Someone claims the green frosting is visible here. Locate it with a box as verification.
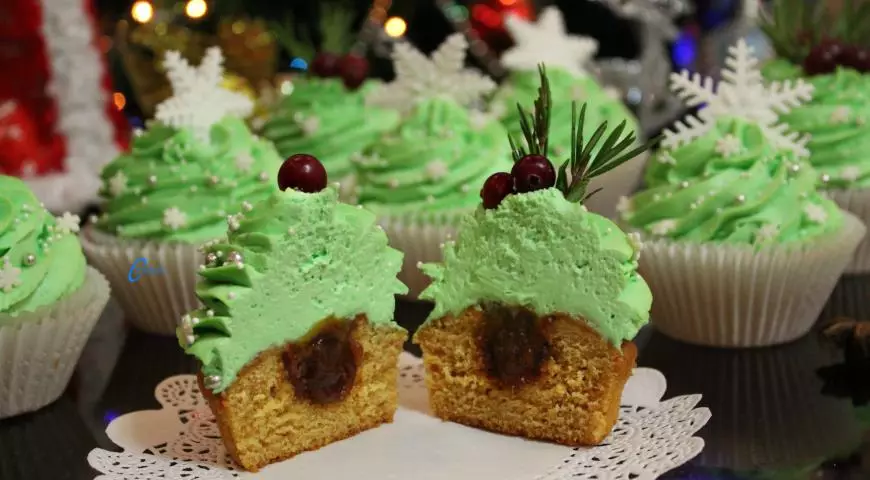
[260,78,401,182]
[97,116,283,244]
[356,98,513,215]
[763,59,870,189]
[626,117,843,246]
[180,186,407,392]
[493,68,641,158]
[0,176,86,318]
[420,188,651,346]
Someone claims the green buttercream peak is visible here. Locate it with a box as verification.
[0,176,86,318]
[420,188,651,345]
[97,116,283,244]
[180,186,407,392]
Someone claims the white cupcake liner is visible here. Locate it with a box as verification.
[80,226,205,336]
[826,188,870,274]
[583,152,648,220]
[637,211,866,347]
[0,267,111,418]
[377,211,463,299]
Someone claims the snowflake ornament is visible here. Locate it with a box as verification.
[366,33,496,114]
[0,259,22,292]
[663,38,814,156]
[155,47,253,142]
[715,134,744,157]
[162,207,188,230]
[55,212,81,234]
[501,6,598,76]
[804,203,828,224]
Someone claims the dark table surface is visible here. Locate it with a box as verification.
[2,276,870,480]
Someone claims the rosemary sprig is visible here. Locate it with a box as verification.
[508,64,658,203]
[761,0,870,63]
[269,1,357,60]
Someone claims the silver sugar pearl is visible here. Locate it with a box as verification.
[185,334,196,346]
[821,174,831,183]
[735,194,746,203]
[207,175,219,186]
[147,175,157,186]
[206,309,214,317]
[227,292,236,300]
[204,375,222,390]
[790,163,801,173]
[258,172,269,182]
[23,254,35,266]
[205,252,218,265]
[679,181,689,189]
[227,251,244,264]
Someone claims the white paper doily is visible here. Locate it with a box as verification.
[88,353,710,480]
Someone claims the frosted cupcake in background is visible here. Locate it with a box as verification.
[760,0,870,273]
[491,6,647,219]
[357,34,512,296]
[260,54,400,198]
[0,176,110,418]
[81,47,283,335]
[620,39,865,348]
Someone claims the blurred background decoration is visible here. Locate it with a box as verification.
[92,0,760,135]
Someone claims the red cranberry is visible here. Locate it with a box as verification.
[337,54,370,90]
[803,38,845,75]
[310,52,340,78]
[511,155,556,194]
[481,172,515,209]
[840,45,870,73]
[277,154,328,193]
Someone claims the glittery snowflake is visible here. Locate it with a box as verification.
[841,166,861,182]
[501,6,598,76]
[0,259,22,292]
[804,204,828,224]
[715,134,744,157]
[830,106,852,124]
[55,212,81,234]
[154,47,253,142]
[162,207,188,230]
[107,171,128,197]
[425,160,449,181]
[366,33,496,114]
[755,223,779,243]
[663,38,814,156]
[234,153,254,172]
[650,219,677,236]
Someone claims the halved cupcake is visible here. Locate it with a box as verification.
[414,66,653,445]
[179,154,407,471]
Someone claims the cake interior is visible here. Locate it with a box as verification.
[200,316,406,471]
[414,306,636,445]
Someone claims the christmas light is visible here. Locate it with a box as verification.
[113,93,126,111]
[131,1,154,23]
[185,0,207,19]
[384,17,407,38]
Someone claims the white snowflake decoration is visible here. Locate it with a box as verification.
[755,223,779,243]
[366,33,496,114]
[163,207,188,230]
[841,166,861,182]
[425,160,449,181]
[155,47,253,142]
[830,106,851,124]
[55,212,81,234]
[804,204,828,224]
[714,134,744,157]
[234,153,254,173]
[663,38,813,156]
[107,171,128,197]
[501,6,598,77]
[650,219,677,236]
[0,259,22,292]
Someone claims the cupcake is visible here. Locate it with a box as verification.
[493,6,647,219]
[761,0,870,272]
[414,67,653,445]
[358,34,511,296]
[619,39,866,347]
[80,47,282,335]
[260,76,400,198]
[178,154,407,471]
[0,175,111,418]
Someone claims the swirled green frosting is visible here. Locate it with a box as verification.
[96,116,283,243]
[180,186,407,392]
[492,67,641,158]
[260,78,400,183]
[0,176,86,318]
[625,117,843,246]
[355,98,512,215]
[420,188,650,345]
[763,60,870,189]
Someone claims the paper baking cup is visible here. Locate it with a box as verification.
[638,212,866,347]
[583,152,648,220]
[80,226,205,336]
[825,188,870,274]
[377,210,465,298]
[0,267,110,418]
